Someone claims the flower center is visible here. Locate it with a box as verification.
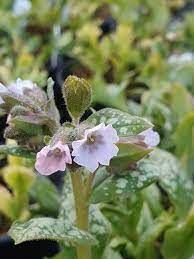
[53,148,62,157]
[86,134,96,144]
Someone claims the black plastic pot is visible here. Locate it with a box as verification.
[0,234,59,259]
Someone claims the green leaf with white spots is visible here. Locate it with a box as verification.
[86,108,153,136]
[143,149,194,217]
[91,148,194,210]
[8,217,97,245]
[90,205,111,259]
[29,176,60,217]
[59,173,75,225]
[90,164,158,204]
[0,145,36,159]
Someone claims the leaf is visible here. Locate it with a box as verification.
[90,164,158,204]
[59,173,75,225]
[91,148,194,215]
[144,149,194,217]
[0,92,40,114]
[137,213,172,259]
[170,84,193,122]
[45,78,60,124]
[102,246,122,259]
[110,142,152,172]
[8,217,97,245]
[162,205,194,259]
[12,114,58,135]
[90,205,111,259]
[85,108,153,136]
[0,145,36,159]
[0,186,14,219]
[3,165,35,193]
[29,176,60,216]
[175,112,194,174]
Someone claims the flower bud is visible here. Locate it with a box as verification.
[62,75,92,122]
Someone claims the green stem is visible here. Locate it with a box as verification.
[71,171,92,259]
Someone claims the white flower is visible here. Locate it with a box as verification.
[139,128,160,148]
[8,78,35,95]
[72,123,119,172]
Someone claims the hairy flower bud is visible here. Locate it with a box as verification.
[62,75,92,122]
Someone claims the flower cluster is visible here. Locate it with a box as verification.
[0,78,36,104]
[35,123,159,175]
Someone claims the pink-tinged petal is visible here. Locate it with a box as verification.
[35,142,72,175]
[139,128,160,147]
[63,145,72,164]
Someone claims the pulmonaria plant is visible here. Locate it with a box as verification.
[0,75,160,259]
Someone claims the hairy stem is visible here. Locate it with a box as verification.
[71,171,93,259]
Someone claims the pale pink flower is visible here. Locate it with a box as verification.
[72,123,119,172]
[35,141,72,175]
[139,128,160,148]
[0,78,36,104]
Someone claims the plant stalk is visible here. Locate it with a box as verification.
[71,171,93,259]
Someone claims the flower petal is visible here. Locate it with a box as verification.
[139,128,160,147]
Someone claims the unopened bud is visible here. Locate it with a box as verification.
[62,75,92,123]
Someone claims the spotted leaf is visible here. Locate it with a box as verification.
[0,145,36,159]
[86,108,152,136]
[9,217,97,245]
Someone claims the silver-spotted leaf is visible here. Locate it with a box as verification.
[8,217,97,245]
[0,145,36,159]
[143,149,194,217]
[85,108,153,136]
[90,164,158,204]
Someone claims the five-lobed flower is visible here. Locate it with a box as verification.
[72,123,119,173]
[35,141,72,175]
